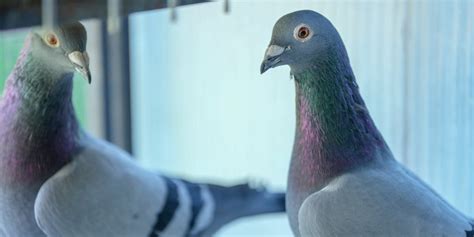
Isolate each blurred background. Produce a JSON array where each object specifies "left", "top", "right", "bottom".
[{"left": 1, "top": 0, "right": 473, "bottom": 236}]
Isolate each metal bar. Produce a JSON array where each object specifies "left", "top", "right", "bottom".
[
  {"left": 41, "top": 0, "right": 57, "bottom": 29},
  {"left": 224, "top": 0, "right": 229, "bottom": 14},
  {"left": 168, "top": 0, "right": 178, "bottom": 22},
  {"left": 101, "top": 0, "right": 133, "bottom": 153},
  {"left": 0, "top": 0, "right": 210, "bottom": 30}
]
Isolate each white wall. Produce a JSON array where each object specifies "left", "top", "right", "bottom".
[{"left": 130, "top": 1, "right": 474, "bottom": 236}]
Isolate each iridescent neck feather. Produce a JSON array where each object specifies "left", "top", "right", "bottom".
[
  {"left": 290, "top": 47, "right": 391, "bottom": 187},
  {"left": 0, "top": 36, "right": 79, "bottom": 182}
]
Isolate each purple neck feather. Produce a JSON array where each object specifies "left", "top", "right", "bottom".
[
  {"left": 0, "top": 36, "right": 79, "bottom": 183},
  {"left": 289, "top": 48, "right": 392, "bottom": 192}
]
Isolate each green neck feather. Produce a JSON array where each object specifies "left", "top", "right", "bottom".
[
  {"left": 0, "top": 40, "right": 79, "bottom": 181},
  {"left": 290, "top": 52, "right": 391, "bottom": 185}
]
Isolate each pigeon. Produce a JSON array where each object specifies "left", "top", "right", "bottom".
[
  {"left": 260, "top": 10, "right": 474, "bottom": 237},
  {"left": 0, "top": 22, "right": 285, "bottom": 237}
]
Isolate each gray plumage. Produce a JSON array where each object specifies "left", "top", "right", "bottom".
[
  {"left": 261, "top": 10, "right": 473, "bottom": 237},
  {"left": 0, "top": 22, "right": 285, "bottom": 237}
]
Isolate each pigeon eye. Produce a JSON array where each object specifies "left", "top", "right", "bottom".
[
  {"left": 293, "top": 24, "right": 313, "bottom": 42},
  {"left": 298, "top": 27, "right": 310, "bottom": 38},
  {"left": 44, "top": 33, "right": 59, "bottom": 47}
]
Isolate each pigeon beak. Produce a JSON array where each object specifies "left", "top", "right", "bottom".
[
  {"left": 260, "top": 45, "right": 290, "bottom": 74},
  {"left": 68, "top": 51, "right": 91, "bottom": 84}
]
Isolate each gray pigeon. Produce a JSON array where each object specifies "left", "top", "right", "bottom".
[
  {"left": 261, "top": 10, "right": 474, "bottom": 237},
  {"left": 0, "top": 22, "right": 285, "bottom": 237}
]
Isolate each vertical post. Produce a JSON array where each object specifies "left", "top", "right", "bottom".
[
  {"left": 224, "top": 0, "right": 230, "bottom": 14},
  {"left": 41, "top": 0, "right": 57, "bottom": 29},
  {"left": 169, "top": 0, "right": 178, "bottom": 22},
  {"left": 401, "top": 1, "right": 411, "bottom": 165},
  {"left": 102, "top": 0, "right": 133, "bottom": 153}
]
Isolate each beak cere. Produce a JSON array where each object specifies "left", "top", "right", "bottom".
[
  {"left": 260, "top": 45, "right": 288, "bottom": 74},
  {"left": 68, "top": 51, "right": 91, "bottom": 84}
]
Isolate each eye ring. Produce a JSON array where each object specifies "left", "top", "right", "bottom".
[
  {"left": 293, "top": 24, "right": 313, "bottom": 42},
  {"left": 44, "top": 33, "right": 60, "bottom": 48}
]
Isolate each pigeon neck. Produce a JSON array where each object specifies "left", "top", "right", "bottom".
[
  {"left": 291, "top": 57, "right": 390, "bottom": 184},
  {"left": 0, "top": 39, "right": 79, "bottom": 182}
]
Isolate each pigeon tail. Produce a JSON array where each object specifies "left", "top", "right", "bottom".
[
  {"left": 202, "top": 182, "right": 285, "bottom": 235},
  {"left": 147, "top": 177, "right": 285, "bottom": 237}
]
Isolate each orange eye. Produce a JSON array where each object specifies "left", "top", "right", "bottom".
[
  {"left": 293, "top": 24, "right": 313, "bottom": 42},
  {"left": 297, "top": 27, "right": 310, "bottom": 39},
  {"left": 45, "top": 33, "right": 59, "bottom": 47}
]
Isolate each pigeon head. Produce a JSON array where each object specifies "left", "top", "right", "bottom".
[
  {"left": 30, "top": 22, "right": 91, "bottom": 83},
  {"left": 260, "top": 10, "right": 345, "bottom": 75}
]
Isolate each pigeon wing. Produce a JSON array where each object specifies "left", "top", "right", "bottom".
[{"left": 33, "top": 135, "right": 199, "bottom": 237}]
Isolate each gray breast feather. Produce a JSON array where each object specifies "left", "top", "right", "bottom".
[{"left": 298, "top": 162, "right": 472, "bottom": 237}]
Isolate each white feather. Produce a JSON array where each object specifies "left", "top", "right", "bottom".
[
  {"left": 159, "top": 179, "right": 192, "bottom": 237},
  {"left": 190, "top": 185, "right": 215, "bottom": 235}
]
